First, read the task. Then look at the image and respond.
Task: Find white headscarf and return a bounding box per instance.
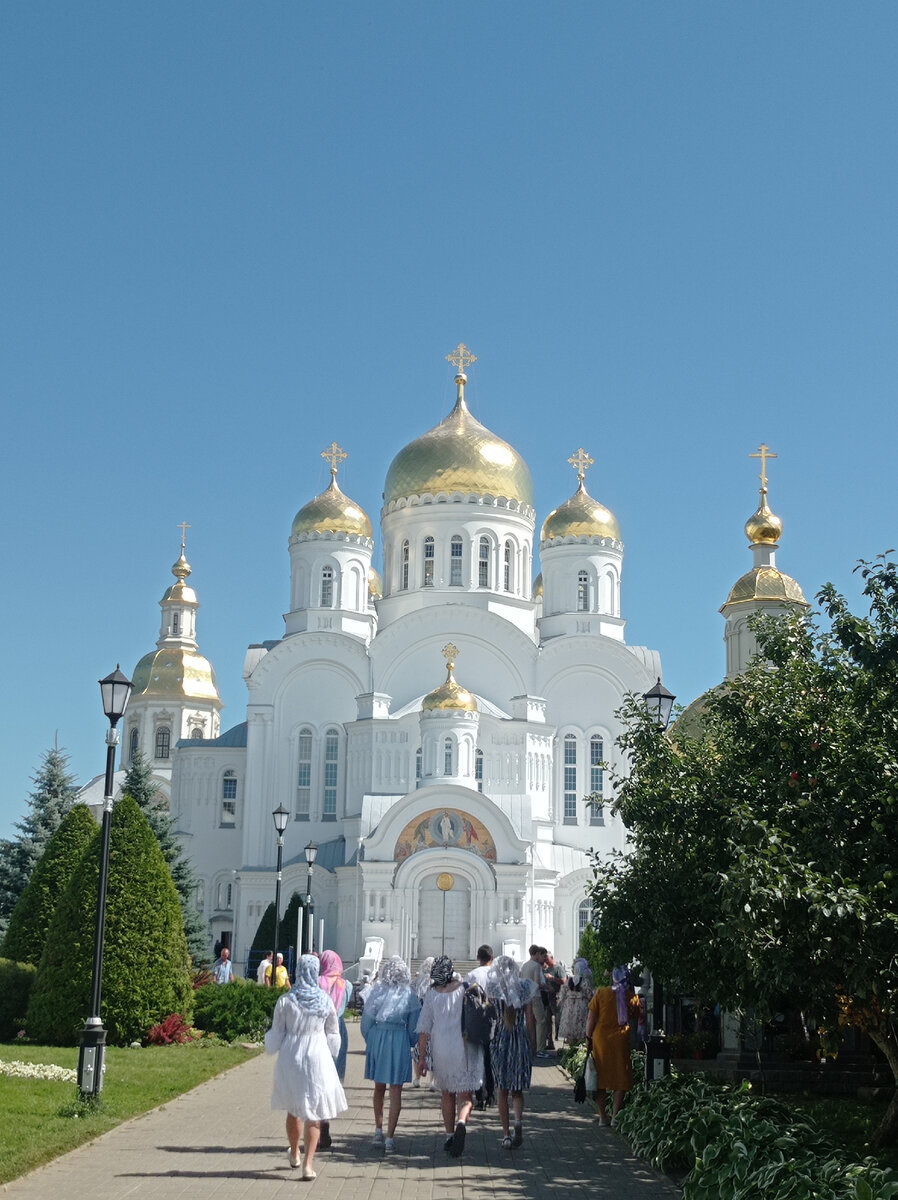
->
[414,956,435,999]
[289,954,333,1018]
[364,954,417,1024]
[485,955,538,1009]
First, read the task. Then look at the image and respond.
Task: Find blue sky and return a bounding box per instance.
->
[2,3,896,840]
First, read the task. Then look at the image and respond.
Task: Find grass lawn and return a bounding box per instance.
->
[0,1040,261,1185]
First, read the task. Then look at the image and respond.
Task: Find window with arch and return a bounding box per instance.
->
[444,737,453,775]
[129,728,139,762]
[563,733,578,823]
[578,897,594,939]
[401,541,409,590]
[415,747,422,783]
[320,565,334,607]
[172,612,180,635]
[504,541,513,591]
[590,735,604,824]
[296,728,312,819]
[450,535,463,586]
[577,570,589,612]
[423,536,435,586]
[190,725,203,740]
[155,726,171,760]
[478,537,490,587]
[323,729,339,819]
[221,771,237,825]
[475,749,484,793]
[195,880,205,910]
[217,881,233,909]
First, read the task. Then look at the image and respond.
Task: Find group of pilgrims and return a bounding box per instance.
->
[264,946,629,1180]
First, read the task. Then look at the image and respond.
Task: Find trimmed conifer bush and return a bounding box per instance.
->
[0,958,37,1040]
[249,891,303,964]
[1,804,97,966]
[26,794,193,1045]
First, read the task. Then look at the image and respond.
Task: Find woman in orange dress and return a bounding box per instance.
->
[584,966,638,1126]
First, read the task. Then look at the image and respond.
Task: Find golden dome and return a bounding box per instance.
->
[131,648,221,702]
[532,572,543,599]
[422,643,478,713]
[368,566,383,598]
[161,551,198,603]
[384,387,533,508]
[723,567,808,608]
[745,500,783,546]
[292,476,373,540]
[541,478,621,542]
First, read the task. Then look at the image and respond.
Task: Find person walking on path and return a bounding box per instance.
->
[211,947,233,984]
[486,954,537,1149]
[265,952,290,989]
[361,954,420,1154]
[557,956,594,1044]
[257,950,274,986]
[416,954,484,1158]
[412,955,435,1086]
[316,949,353,1150]
[520,945,550,1055]
[264,953,347,1181]
[585,965,640,1127]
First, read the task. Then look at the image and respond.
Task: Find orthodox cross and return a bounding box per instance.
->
[177,521,191,554]
[749,443,777,491]
[321,441,348,478]
[442,642,460,670]
[568,447,594,481]
[446,343,477,374]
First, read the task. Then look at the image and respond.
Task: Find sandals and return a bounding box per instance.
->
[500,1135,513,1150]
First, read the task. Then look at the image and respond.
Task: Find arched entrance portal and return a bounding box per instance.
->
[417,872,470,959]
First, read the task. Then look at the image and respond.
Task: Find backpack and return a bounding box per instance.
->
[461,982,494,1046]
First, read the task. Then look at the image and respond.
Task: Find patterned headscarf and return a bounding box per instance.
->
[290,953,333,1017]
[612,965,633,1027]
[318,950,346,1006]
[415,956,435,999]
[486,955,538,1009]
[570,957,594,991]
[430,955,455,987]
[364,955,417,1024]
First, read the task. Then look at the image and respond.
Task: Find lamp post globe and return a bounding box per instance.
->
[302,841,318,954]
[271,805,289,981]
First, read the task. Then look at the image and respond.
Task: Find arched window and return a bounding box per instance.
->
[296,728,312,819]
[563,733,577,823]
[504,541,513,591]
[195,880,205,910]
[450,535,463,586]
[444,737,453,775]
[190,724,203,740]
[221,770,237,824]
[423,536,435,586]
[323,729,339,818]
[217,881,233,910]
[129,728,139,762]
[590,735,604,824]
[401,541,409,590]
[320,565,334,607]
[478,537,490,587]
[578,898,594,939]
[172,613,180,635]
[577,570,589,612]
[155,726,171,760]
[475,749,484,793]
[415,747,422,783]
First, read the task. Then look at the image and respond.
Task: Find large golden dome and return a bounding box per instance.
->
[131,648,221,702]
[292,476,372,540]
[541,478,621,542]
[422,644,478,713]
[723,567,808,608]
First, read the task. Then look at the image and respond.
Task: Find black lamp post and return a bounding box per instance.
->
[271,805,289,972]
[642,676,675,1046]
[302,841,318,954]
[78,666,133,1098]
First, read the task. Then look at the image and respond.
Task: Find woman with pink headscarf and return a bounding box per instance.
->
[316,950,352,1150]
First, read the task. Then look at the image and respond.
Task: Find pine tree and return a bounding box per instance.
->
[1,804,98,965]
[121,751,210,965]
[0,745,78,936]
[250,892,303,960]
[27,794,193,1046]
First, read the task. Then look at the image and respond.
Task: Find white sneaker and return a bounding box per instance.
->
[384,1137,396,1154]
[412,1076,420,1088]
[372,1128,385,1146]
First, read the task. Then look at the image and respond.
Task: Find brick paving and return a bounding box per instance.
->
[2,1024,681,1199]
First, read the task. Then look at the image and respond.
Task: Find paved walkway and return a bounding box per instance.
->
[3,1025,681,1199]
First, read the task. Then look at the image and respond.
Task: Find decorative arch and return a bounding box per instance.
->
[393,807,497,864]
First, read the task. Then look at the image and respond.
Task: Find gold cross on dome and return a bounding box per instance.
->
[442,642,460,667]
[446,343,477,374]
[177,522,191,553]
[568,447,594,480]
[749,443,777,491]
[321,441,348,476]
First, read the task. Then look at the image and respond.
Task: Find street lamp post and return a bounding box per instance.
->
[271,805,289,972]
[78,666,133,1098]
[302,841,318,954]
[642,676,675,1049]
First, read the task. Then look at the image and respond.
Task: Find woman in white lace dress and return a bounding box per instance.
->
[415,955,484,1158]
[265,954,348,1181]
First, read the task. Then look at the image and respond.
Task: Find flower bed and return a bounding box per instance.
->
[0,1058,76,1082]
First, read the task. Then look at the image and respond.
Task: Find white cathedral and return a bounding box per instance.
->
[101,347,806,973]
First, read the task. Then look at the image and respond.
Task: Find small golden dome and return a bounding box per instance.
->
[723,567,808,608]
[368,566,383,598]
[160,550,198,603]
[131,649,221,702]
[422,644,478,713]
[532,572,543,599]
[292,476,373,540]
[745,501,783,545]
[541,478,621,542]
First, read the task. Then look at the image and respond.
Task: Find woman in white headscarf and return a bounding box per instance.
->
[265,954,348,1180]
[557,956,595,1044]
[361,955,421,1153]
[486,955,537,1149]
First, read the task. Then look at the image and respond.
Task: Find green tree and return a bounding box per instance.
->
[590,555,898,1146]
[121,751,209,964]
[0,745,78,935]
[27,794,192,1046]
[250,892,303,959]
[1,804,97,965]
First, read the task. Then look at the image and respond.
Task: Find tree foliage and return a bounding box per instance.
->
[121,751,210,965]
[250,892,304,960]
[0,803,97,965]
[589,555,898,1146]
[26,794,193,1045]
[0,745,78,935]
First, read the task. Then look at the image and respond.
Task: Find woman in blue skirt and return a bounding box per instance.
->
[486,955,537,1149]
[361,955,421,1153]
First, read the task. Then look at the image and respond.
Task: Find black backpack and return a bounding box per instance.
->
[461,982,495,1046]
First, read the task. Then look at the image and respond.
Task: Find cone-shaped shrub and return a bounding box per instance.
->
[250,891,303,959]
[27,794,192,1045]
[1,804,98,965]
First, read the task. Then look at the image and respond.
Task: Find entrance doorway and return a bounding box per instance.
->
[417,874,470,959]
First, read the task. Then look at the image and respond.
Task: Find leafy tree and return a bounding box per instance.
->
[1,804,97,965]
[0,745,78,935]
[121,751,210,964]
[589,555,898,1146]
[27,793,193,1045]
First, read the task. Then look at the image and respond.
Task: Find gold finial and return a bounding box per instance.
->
[177,521,191,555]
[321,441,348,478]
[442,642,460,671]
[749,443,777,495]
[568,447,594,482]
[446,343,477,375]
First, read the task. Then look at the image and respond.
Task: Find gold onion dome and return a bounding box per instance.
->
[131,648,221,701]
[745,500,783,546]
[532,572,543,598]
[162,552,197,603]
[383,346,533,507]
[368,566,383,598]
[541,477,621,542]
[725,567,808,607]
[292,442,372,539]
[422,644,478,713]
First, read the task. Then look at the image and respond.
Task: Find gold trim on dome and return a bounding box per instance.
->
[422,644,478,712]
[723,567,808,607]
[541,472,621,542]
[292,445,373,539]
[131,648,221,701]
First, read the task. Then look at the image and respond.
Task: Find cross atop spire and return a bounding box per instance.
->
[442,642,460,669]
[321,441,348,478]
[749,443,777,494]
[446,342,477,375]
[177,522,191,554]
[568,447,594,482]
